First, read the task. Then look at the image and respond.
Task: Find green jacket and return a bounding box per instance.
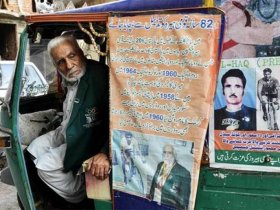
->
[150,161,191,209]
[63,59,109,172]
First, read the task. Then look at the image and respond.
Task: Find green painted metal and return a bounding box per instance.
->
[94,200,112,210]
[3,27,36,210]
[195,166,280,210]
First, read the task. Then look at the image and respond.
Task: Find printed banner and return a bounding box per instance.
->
[210,57,280,171]
[108,11,224,210]
[209,0,280,172]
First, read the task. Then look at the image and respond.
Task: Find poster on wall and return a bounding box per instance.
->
[209,0,280,171]
[108,10,224,210]
[216,0,280,59]
[210,57,280,171]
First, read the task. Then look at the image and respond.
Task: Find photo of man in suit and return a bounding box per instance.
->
[149,144,191,210]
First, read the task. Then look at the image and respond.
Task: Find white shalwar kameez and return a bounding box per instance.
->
[27,80,86,203]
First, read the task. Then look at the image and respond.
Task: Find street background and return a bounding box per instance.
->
[0,178,20,210]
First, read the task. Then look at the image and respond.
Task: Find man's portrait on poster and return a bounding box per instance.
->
[149,144,191,210]
[257,67,280,130]
[112,130,194,209]
[120,131,145,192]
[112,130,147,195]
[215,68,257,131]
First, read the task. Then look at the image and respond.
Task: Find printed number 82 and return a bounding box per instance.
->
[200,19,213,29]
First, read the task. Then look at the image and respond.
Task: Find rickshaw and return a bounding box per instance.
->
[6,0,279,209]
[0,1,210,209]
[4,0,280,209]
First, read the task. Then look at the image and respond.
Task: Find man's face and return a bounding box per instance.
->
[264,71,272,81]
[51,41,85,81]
[126,135,132,144]
[223,76,244,106]
[163,145,175,164]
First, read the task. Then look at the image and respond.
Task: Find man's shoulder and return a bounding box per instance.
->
[258,78,266,84]
[258,77,279,84]
[215,106,226,113]
[272,77,279,83]
[174,162,190,174]
[242,105,256,112]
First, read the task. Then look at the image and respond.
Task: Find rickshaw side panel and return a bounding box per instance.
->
[195,166,280,210]
[5,149,32,209]
[113,190,178,210]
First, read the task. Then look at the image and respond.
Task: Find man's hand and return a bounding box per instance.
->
[87,153,111,180]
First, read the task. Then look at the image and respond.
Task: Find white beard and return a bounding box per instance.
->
[164,158,175,166]
[59,66,86,83]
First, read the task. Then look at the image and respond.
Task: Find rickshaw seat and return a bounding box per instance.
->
[19,109,58,146]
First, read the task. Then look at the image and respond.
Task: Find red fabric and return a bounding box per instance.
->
[223,39,238,51]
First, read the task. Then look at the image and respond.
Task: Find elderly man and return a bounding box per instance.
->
[24,35,110,209]
[149,144,191,210]
[257,68,280,130]
[221,0,280,59]
[215,69,256,130]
